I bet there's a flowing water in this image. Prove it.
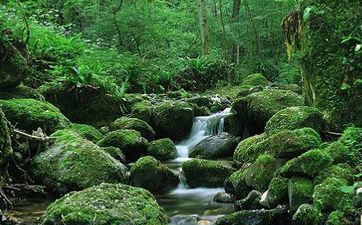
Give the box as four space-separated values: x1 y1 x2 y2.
6 108 235 224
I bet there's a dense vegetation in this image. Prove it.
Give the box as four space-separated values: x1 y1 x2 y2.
0 0 361 224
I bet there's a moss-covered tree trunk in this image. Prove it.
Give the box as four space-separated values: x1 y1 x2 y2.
300 0 362 131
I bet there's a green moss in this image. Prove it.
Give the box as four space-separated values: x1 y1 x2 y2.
242 73 270 86
0 85 44 100
325 210 355 225
131 100 154 124
224 169 251 200
110 117 156 141
265 106 325 135
97 129 149 162
291 204 322 225
315 164 354 185
39 183 168 225
288 177 315 213
30 130 128 194
339 127 362 162
233 133 266 163
280 149 333 178
0 109 13 176
236 85 264 98
313 178 353 212
130 156 179 193
232 89 305 134
101 146 126 163
153 101 194 141
262 176 289 208
182 159 236 188
147 138 177 161
325 142 359 167
67 123 103 143
0 98 70 134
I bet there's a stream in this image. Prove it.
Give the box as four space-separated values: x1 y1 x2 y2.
6 108 235 225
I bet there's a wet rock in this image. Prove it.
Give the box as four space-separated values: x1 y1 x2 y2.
213 192 235 203
153 101 194 141
232 89 304 134
97 129 149 162
189 133 238 159
224 114 245 137
182 159 236 188
147 138 177 161
39 183 168 225
288 177 315 214
30 130 128 194
110 116 156 141
215 205 288 225
235 190 262 210
0 98 70 134
130 156 179 193
292 204 322 225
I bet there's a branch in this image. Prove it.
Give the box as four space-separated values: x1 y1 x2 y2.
13 129 56 142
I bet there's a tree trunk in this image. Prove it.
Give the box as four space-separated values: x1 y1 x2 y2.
197 0 209 55
230 0 241 63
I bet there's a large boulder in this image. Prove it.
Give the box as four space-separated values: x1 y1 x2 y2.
232 89 304 134
39 183 168 225
30 130 128 194
130 100 154 124
182 159 236 188
110 117 155 141
130 156 179 193
0 85 44 100
0 98 70 134
67 123 103 143
189 133 238 159
260 176 289 208
147 138 177 161
292 204 322 225
225 169 252 200
242 73 270 87
0 109 12 177
234 128 322 163
98 129 149 162
265 106 325 135
153 101 194 141
288 177 315 214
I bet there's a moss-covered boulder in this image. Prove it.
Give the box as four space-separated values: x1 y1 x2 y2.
189 133 238 159
242 73 270 87
102 146 126 164
288 177 315 214
300 0 362 131
153 101 194 140
182 159 235 188
130 100 154 124
215 206 288 225
0 98 70 134
234 190 262 210
313 178 353 213
224 169 252 200
265 106 325 135
30 130 128 194
67 123 103 143
315 164 354 184
0 109 12 177
224 114 245 137
0 85 44 100
236 85 264 98
338 127 362 166
260 176 289 208
110 117 156 141
98 129 149 162
186 96 213 108
147 138 177 161
280 149 333 178
234 128 322 163
0 42 30 90
325 142 359 167
39 183 168 225
232 89 305 134
130 156 179 193
292 204 322 225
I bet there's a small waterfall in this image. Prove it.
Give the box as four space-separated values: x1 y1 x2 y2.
175 108 232 161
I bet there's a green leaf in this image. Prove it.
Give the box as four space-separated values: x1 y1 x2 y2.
341 185 355 193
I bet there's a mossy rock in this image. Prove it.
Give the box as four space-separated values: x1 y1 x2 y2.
191 104 211 117
234 128 322 163
338 127 362 167
97 129 149 162
0 85 44 100
39 183 168 225
0 109 13 175
234 190 262 210
182 159 236 188
130 156 179 193
186 96 213 108
189 133 238 159
30 130 128 194
242 73 270 87
224 169 251 200
153 101 194 141
313 177 353 213
325 142 359 167
260 176 289 208
280 149 333 178
325 210 354 225
292 204 322 225
236 85 264 98
147 138 177 161
288 177 315 214
265 106 325 135
110 117 156 141
131 100 154 124
0 43 30 90
0 98 70 134
102 146 126 164
232 89 305 134
315 164 354 185
67 123 103 143
224 114 245 137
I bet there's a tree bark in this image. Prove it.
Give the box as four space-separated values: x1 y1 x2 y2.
230 0 241 63
197 0 209 55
